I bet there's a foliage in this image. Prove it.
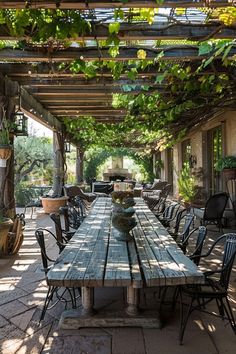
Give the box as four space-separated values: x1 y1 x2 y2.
0 115 11 146
14 136 53 185
177 162 197 203
84 147 154 183
214 155 236 172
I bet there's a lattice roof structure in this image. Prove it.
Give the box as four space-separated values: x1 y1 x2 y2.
0 0 235 147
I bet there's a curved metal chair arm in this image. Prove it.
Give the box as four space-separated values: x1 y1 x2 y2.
194 234 227 259
179 227 198 247
36 228 65 256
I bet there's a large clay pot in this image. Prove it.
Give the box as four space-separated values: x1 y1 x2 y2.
0 145 12 167
41 196 69 214
0 218 13 255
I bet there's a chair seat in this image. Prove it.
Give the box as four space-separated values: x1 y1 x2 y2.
183 280 227 298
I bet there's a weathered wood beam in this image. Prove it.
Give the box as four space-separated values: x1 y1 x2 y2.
13 77 156 87
0 62 227 78
0 22 235 41
1 46 235 62
0 1 231 9
40 98 113 103
20 87 63 131
50 109 126 116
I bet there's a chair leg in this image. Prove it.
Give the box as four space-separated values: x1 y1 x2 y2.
40 285 56 322
224 297 236 333
179 289 194 345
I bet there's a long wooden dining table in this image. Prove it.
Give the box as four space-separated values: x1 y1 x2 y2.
47 197 204 329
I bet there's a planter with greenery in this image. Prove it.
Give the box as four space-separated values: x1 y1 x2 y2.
214 156 236 180
177 162 198 209
0 122 12 167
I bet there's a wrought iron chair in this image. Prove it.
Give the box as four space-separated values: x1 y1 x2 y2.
179 233 236 344
227 178 236 219
35 229 79 321
177 226 207 265
159 202 180 227
167 208 187 237
50 212 75 243
60 203 84 231
170 213 194 242
193 192 229 232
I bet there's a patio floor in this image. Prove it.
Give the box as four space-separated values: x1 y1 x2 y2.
0 207 236 354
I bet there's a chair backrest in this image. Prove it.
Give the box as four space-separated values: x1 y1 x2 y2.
173 208 187 234
220 233 236 289
180 213 194 243
35 229 57 274
163 202 179 219
64 185 87 200
191 226 207 266
49 213 66 252
226 179 236 216
204 192 229 221
60 204 82 230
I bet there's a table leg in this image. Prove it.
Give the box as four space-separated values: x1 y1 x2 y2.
81 286 95 316
126 286 140 316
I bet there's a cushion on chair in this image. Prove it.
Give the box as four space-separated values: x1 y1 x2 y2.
193 208 205 219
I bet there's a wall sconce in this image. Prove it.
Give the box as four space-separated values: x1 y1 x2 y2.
189 154 197 168
11 111 28 136
64 141 71 153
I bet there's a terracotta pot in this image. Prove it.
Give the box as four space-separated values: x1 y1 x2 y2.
0 218 13 255
41 196 69 214
0 145 12 160
223 168 236 181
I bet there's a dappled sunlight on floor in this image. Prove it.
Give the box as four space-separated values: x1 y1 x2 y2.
0 208 235 353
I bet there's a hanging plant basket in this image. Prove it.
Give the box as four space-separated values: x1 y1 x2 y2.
0 145 12 167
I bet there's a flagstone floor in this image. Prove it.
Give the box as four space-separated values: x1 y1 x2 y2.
0 207 236 354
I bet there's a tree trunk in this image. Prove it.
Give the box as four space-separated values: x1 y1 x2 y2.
76 147 84 183
52 131 65 197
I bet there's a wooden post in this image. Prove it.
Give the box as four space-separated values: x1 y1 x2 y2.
76 147 84 183
52 131 65 196
0 77 19 217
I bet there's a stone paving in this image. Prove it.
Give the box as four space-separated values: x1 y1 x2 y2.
0 207 235 354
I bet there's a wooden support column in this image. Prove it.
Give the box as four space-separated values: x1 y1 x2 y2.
76 147 84 183
0 77 19 217
52 131 65 196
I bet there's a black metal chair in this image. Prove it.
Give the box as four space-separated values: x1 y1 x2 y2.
60 203 84 231
177 226 207 265
35 229 79 321
167 208 187 237
170 213 194 243
179 233 236 344
193 192 229 232
159 202 180 227
50 212 75 243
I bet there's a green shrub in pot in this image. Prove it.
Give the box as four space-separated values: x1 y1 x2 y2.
214 156 236 172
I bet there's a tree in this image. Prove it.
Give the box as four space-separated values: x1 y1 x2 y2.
14 136 53 185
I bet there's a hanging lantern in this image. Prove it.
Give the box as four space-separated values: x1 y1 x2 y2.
64 141 71 153
11 111 28 136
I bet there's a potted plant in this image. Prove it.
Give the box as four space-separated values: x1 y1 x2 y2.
214 155 236 180
0 119 12 168
177 162 198 210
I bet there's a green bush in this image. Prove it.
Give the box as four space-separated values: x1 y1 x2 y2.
214 155 236 172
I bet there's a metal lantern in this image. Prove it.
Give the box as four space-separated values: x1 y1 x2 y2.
64 141 71 153
12 112 28 136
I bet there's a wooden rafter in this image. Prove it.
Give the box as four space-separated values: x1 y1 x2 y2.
0 22 235 41
1 46 236 62
0 1 231 9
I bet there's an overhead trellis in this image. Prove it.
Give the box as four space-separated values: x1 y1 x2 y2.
0 1 235 149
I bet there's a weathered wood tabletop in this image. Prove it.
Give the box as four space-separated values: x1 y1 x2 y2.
47 197 204 329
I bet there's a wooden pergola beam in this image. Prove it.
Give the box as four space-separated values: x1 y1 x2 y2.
0 62 226 78
0 1 231 9
1 46 235 62
20 87 63 131
0 23 235 41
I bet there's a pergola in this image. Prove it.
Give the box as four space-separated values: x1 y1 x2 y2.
0 0 236 216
